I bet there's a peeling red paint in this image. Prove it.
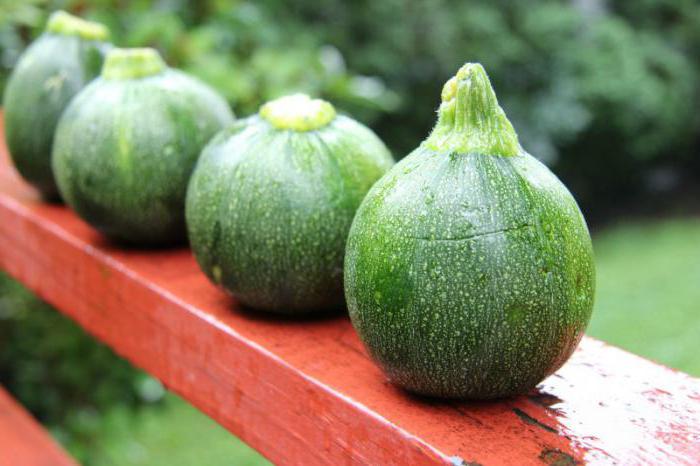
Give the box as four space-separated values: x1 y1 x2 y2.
532 339 700 465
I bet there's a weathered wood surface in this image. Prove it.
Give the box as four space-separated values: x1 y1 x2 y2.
0 386 77 466
1 115 699 465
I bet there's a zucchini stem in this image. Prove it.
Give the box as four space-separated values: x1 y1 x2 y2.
102 48 167 80
46 10 109 41
260 94 336 132
425 63 519 157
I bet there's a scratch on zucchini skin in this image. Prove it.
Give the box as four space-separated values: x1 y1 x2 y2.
413 223 531 241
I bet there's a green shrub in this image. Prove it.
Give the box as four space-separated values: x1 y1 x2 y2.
0 272 163 463
2 1 698 210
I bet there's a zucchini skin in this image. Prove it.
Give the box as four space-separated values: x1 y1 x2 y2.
344 146 595 399
186 115 394 313
52 69 234 244
3 33 109 199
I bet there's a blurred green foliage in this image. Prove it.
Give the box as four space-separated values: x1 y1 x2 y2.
2 0 699 208
0 272 165 463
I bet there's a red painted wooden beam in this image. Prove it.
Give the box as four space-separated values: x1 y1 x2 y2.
0 386 77 466
1 115 699 465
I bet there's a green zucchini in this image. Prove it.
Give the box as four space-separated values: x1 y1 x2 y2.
52 48 234 244
344 63 595 399
186 94 394 313
2 11 111 199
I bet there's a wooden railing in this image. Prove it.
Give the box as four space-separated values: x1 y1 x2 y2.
1 115 699 465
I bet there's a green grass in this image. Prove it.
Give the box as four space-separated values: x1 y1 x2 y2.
587 217 700 375
91 393 271 466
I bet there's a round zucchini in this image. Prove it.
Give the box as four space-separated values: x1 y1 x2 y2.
52 47 234 244
344 63 595 399
2 11 111 199
186 94 394 313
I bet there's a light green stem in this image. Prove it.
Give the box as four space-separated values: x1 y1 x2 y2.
102 48 167 80
260 94 336 131
425 63 519 157
46 10 109 41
